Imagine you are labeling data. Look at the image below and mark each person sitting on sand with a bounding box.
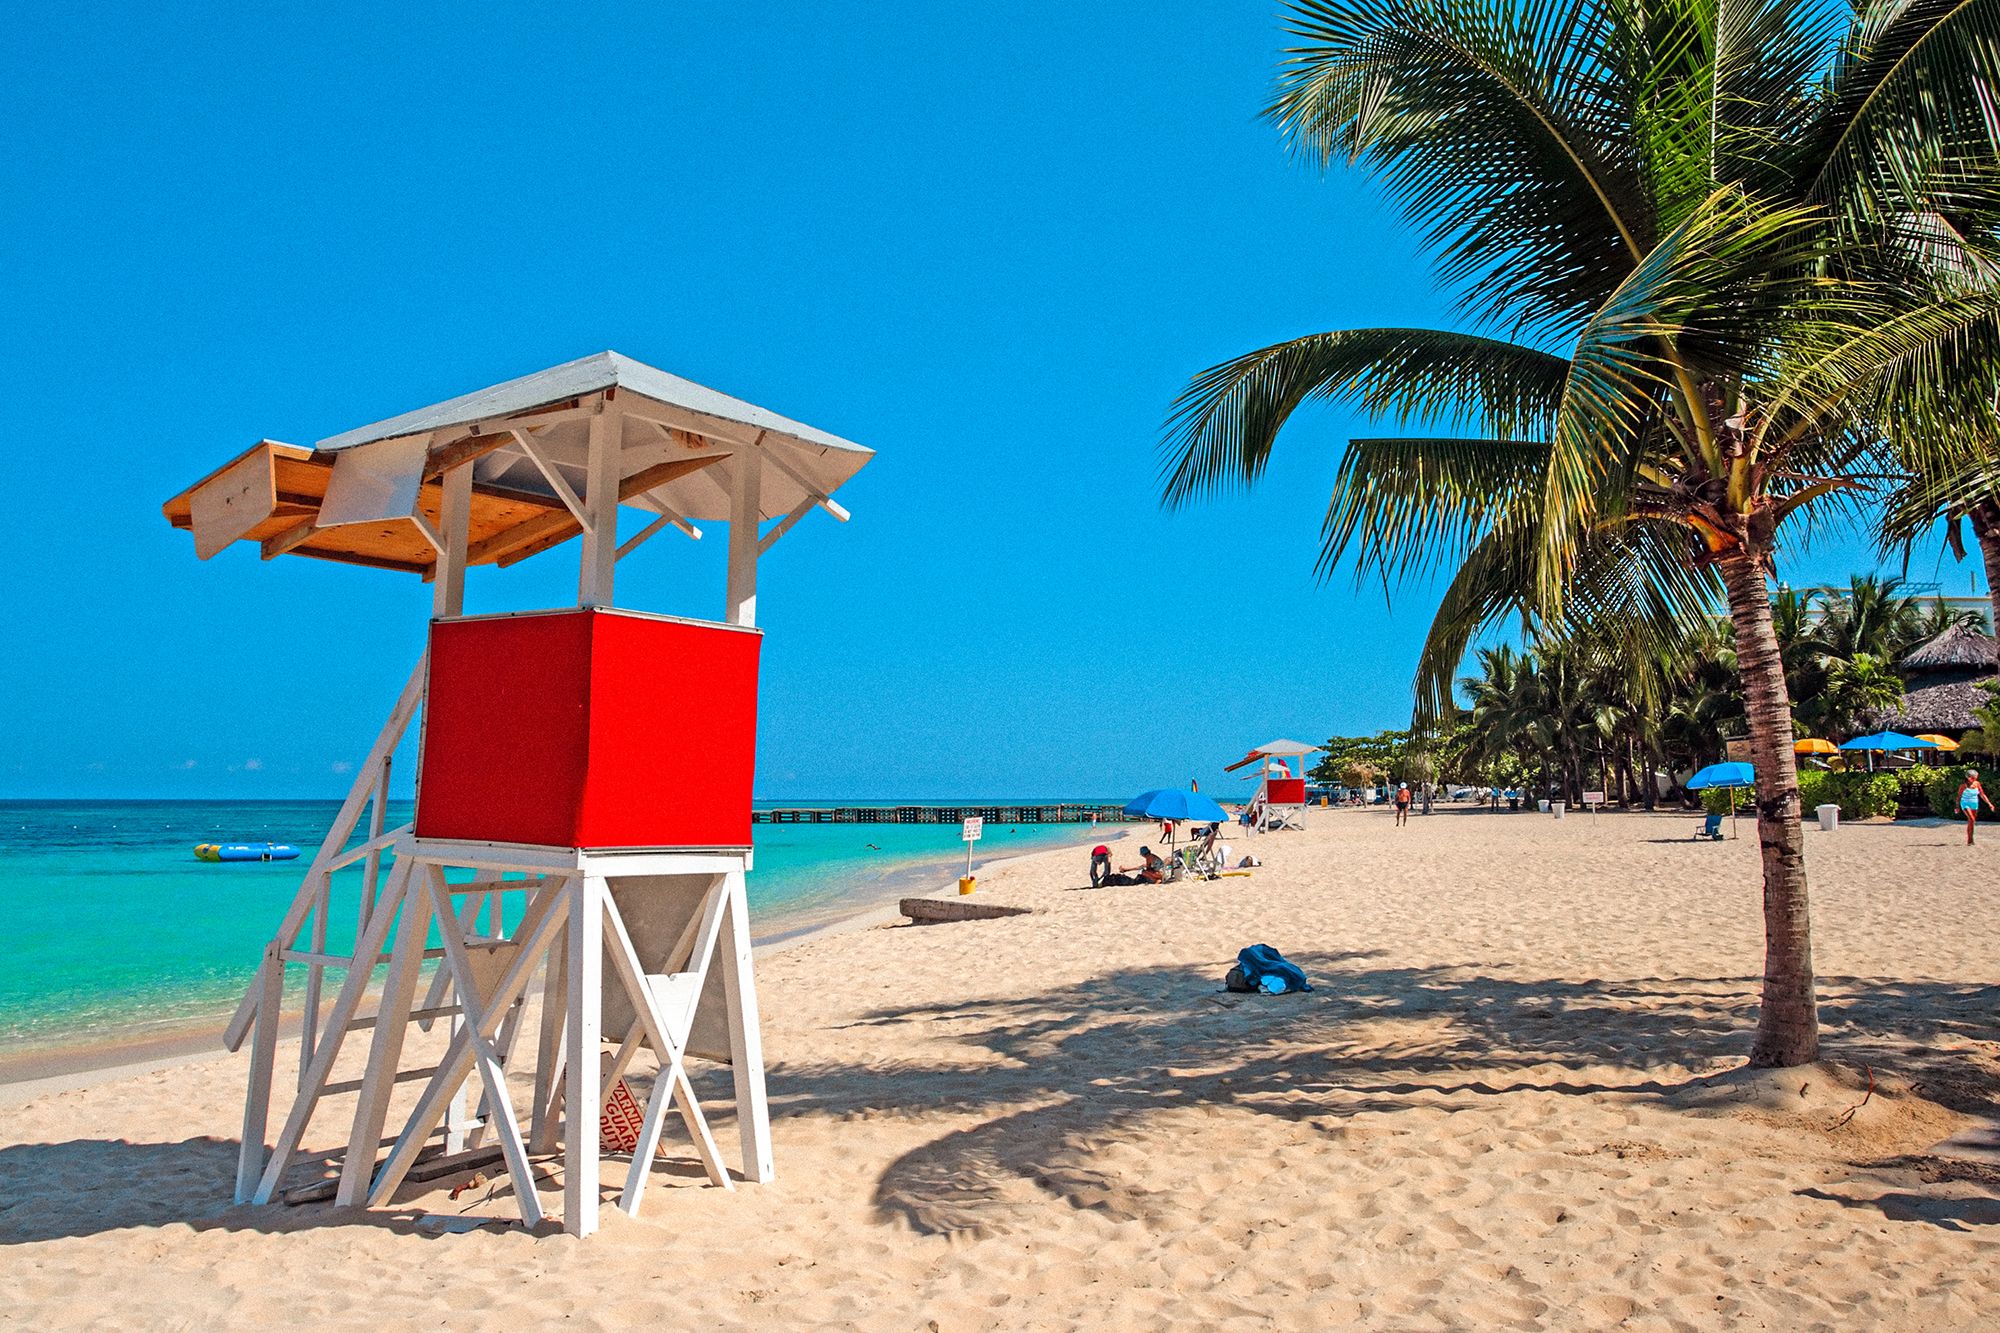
[1090,845,1162,888]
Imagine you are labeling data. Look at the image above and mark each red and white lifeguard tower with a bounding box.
[1225,739,1320,831]
[162,351,870,1236]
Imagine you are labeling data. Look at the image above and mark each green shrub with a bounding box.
[1698,767,1955,819]
[1910,765,1979,817]
[1841,772,1903,819]
[1790,770,1902,819]
[1699,786,1747,815]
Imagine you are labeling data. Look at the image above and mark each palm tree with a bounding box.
[1820,651,1909,735]
[1771,586,1831,732]
[1459,644,1544,784]
[1661,617,1745,771]
[1816,574,1924,664]
[1912,594,1988,641]
[1161,0,2000,1066]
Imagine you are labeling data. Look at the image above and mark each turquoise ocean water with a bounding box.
[0,800,1112,1054]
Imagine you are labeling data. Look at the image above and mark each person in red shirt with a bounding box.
[1393,782,1413,826]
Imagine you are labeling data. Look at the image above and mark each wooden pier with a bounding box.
[751,804,1135,825]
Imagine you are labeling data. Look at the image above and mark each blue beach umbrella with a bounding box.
[1838,730,1939,751]
[1123,788,1228,822]
[1685,761,1756,790]
[1123,788,1227,846]
[1838,730,1939,772]
[1686,761,1755,837]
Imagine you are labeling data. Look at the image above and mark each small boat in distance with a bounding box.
[194,842,301,863]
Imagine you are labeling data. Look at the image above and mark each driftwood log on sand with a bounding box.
[898,898,1032,925]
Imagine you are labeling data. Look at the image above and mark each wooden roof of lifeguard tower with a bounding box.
[163,351,872,576]
[1222,738,1322,772]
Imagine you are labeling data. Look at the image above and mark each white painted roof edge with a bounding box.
[314,350,873,458]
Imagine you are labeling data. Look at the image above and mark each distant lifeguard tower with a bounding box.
[1225,739,1319,831]
[162,352,871,1236]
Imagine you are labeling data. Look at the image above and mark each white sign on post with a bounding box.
[961,816,983,881]
[1583,791,1605,815]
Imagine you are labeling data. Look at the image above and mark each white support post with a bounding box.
[334,859,435,1206]
[719,867,774,1183]
[564,874,605,1236]
[439,886,490,1153]
[725,443,763,628]
[298,872,330,1087]
[560,872,604,1232]
[579,403,620,608]
[360,757,390,928]
[433,460,472,618]
[234,942,284,1203]
[530,928,567,1154]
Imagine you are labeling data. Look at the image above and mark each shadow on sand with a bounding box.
[763,954,2000,1237]
[7,956,1997,1243]
[0,1131,595,1245]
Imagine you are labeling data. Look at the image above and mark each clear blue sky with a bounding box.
[0,3,1974,801]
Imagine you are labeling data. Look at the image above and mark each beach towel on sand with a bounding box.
[1225,943,1311,995]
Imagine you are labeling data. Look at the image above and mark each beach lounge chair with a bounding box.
[1695,813,1724,840]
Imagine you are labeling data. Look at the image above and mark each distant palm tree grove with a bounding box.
[1444,577,1992,808]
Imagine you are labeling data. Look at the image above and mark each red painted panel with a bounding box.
[577,610,760,849]
[416,612,592,846]
[1267,777,1307,806]
[413,608,761,850]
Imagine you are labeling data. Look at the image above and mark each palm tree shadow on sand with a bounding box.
[759,954,2000,1239]
[5,959,1994,1245]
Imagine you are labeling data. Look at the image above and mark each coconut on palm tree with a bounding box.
[1161,0,2000,1066]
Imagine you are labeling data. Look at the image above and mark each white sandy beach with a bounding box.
[3,806,1998,1330]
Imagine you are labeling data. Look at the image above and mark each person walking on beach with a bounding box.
[1957,770,1993,845]
[1393,782,1413,826]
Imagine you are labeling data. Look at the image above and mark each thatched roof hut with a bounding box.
[1867,623,1999,735]
[1871,678,1994,733]
[1899,622,1999,673]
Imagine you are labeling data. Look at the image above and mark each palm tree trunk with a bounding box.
[1972,500,2000,636]
[1718,548,1819,1068]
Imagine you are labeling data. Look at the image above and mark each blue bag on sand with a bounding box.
[1233,943,1311,995]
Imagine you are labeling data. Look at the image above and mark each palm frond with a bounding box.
[1319,435,1552,585]
[1804,0,2000,224]
[1761,288,2000,448]
[1271,0,1654,334]
[1534,186,1832,602]
[1159,328,1569,506]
